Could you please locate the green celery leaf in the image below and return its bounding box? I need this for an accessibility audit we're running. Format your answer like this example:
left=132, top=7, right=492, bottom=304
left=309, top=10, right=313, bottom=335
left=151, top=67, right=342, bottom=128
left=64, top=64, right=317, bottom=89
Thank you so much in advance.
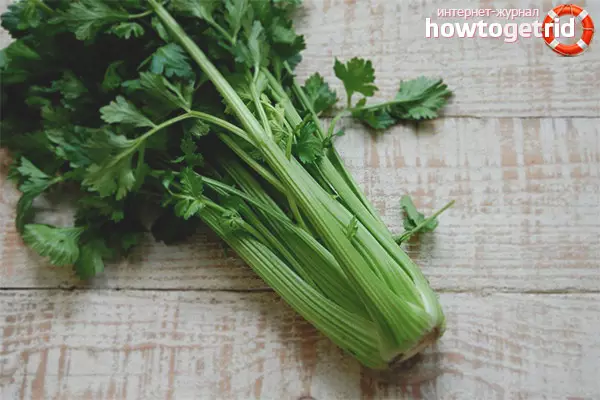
left=74, top=239, right=112, bottom=279
left=22, top=224, right=84, bottom=266
left=111, top=22, right=145, bottom=39
left=100, top=96, right=156, bottom=128
left=1, top=0, right=43, bottom=33
left=293, top=121, right=323, bottom=164
left=83, top=130, right=139, bottom=199
left=145, top=43, right=194, bottom=79
left=180, top=167, right=204, bottom=197
left=352, top=101, right=396, bottom=130
left=184, top=119, right=210, bottom=138
left=4, top=40, right=41, bottom=61
left=77, top=196, right=126, bottom=222
left=175, top=131, right=204, bottom=167
left=102, top=61, right=125, bottom=91
left=139, top=72, right=193, bottom=111
left=174, top=198, right=205, bottom=220
left=55, top=0, right=131, bottom=40
left=171, top=0, right=219, bottom=21
left=225, top=0, right=248, bottom=38
left=16, top=157, right=51, bottom=193
left=302, top=73, right=337, bottom=114
left=151, top=16, right=170, bottom=41
left=233, top=21, right=269, bottom=70
left=400, top=195, right=438, bottom=232
left=390, top=77, right=452, bottom=120
left=14, top=157, right=57, bottom=232
left=334, top=57, right=378, bottom=105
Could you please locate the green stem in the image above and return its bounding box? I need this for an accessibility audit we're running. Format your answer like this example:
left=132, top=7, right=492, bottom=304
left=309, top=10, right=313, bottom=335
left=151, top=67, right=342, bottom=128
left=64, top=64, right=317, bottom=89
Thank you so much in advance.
left=207, top=19, right=235, bottom=44
left=149, top=0, right=267, bottom=144
left=394, top=200, right=455, bottom=243
left=217, top=134, right=286, bottom=194
left=188, top=111, right=253, bottom=144
left=33, top=0, right=54, bottom=14
left=129, top=9, right=154, bottom=19
left=327, top=110, right=349, bottom=140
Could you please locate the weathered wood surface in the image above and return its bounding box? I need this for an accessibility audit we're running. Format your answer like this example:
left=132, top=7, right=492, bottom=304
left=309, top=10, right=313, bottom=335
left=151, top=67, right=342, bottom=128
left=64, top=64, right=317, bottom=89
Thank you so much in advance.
left=1, top=0, right=599, bottom=117
left=2, top=118, right=599, bottom=291
left=294, top=0, right=600, bottom=117
left=1, top=0, right=600, bottom=398
left=1, top=290, right=599, bottom=400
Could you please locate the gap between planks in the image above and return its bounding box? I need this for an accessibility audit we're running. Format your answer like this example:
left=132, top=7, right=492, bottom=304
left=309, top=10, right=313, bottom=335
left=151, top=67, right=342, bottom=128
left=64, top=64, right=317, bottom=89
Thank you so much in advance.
left=2, top=287, right=600, bottom=295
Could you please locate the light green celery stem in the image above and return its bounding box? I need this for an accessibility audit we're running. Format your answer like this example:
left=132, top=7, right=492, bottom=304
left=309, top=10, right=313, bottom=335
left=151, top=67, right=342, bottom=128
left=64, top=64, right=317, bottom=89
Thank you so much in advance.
left=219, top=159, right=369, bottom=316
left=236, top=197, right=366, bottom=316
left=265, top=70, right=443, bottom=318
left=199, top=208, right=386, bottom=369
left=151, top=1, right=437, bottom=359
left=217, top=134, right=286, bottom=194
left=264, top=72, right=426, bottom=298
left=203, top=176, right=319, bottom=288
left=249, top=83, right=308, bottom=231
left=266, top=67, right=384, bottom=225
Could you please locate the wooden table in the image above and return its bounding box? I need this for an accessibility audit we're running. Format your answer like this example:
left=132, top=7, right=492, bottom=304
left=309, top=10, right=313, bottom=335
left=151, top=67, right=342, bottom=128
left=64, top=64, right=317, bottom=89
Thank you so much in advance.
left=1, top=1, right=599, bottom=399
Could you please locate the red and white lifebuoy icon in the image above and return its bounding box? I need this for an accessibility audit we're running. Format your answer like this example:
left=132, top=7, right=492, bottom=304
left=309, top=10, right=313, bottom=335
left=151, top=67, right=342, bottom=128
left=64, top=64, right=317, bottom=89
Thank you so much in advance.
left=543, top=4, right=595, bottom=56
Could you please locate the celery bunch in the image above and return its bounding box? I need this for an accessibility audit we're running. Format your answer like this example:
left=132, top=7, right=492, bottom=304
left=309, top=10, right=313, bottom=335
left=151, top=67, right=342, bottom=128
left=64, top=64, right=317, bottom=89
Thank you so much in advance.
left=1, top=0, right=452, bottom=368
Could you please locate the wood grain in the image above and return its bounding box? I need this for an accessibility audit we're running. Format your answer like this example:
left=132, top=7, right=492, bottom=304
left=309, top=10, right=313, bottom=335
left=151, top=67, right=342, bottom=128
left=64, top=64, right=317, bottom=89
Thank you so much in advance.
left=2, top=118, right=598, bottom=292
left=294, top=0, right=600, bottom=117
left=1, top=290, right=599, bottom=400
left=1, top=0, right=600, bottom=398
left=1, top=1, right=599, bottom=117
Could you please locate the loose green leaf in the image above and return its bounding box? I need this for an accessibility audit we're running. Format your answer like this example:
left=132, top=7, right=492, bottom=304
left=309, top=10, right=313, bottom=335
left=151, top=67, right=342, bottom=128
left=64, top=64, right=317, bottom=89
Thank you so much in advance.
left=1, top=0, right=43, bottom=33
left=293, top=121, right=323, bottom=164
left=14, top=157, right=58, bottom=232
left=102, top=61, right=125, bottom=91
left=75, top=239, right=112, bottom=279
left=145, top=43, right=194, bottom=79
left=82, top=131, right=139, bottom=199
left=100, top=96, right=155, bottom=128
left=174, top=130, right=204, bottom=166
left=352, top=100, right=396, bottom=130
left=390, top=77, right=452, bottom=120
left=111, top=22, right=145, bottom=39
left=151, top=16, right=170, bottom=41
left=184, top=119, right=210, bottom=138
left=180, top=167, right=204, bottom=197
left=225, top=0, right=248, bottom=38
left=171, top=0, right=219, bottom=21
left=56, top=0, right=131, bottom=40
left=139, top=72, right=193, bottom=111
left=334, top=57, right=378, bottom=105
left=346, top=216, right=358, bottom=240
left=22, top=224, right=83, bottom=266
left=302, top=73, right=337, bottom=114
left=400, top=195, right=438, bottom=232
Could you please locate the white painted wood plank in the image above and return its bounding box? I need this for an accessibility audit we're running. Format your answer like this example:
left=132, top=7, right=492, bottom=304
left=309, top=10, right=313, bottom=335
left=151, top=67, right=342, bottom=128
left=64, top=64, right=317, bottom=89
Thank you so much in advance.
left=294, top=0, right=600, bottom=117
left=0, top=290, right=599, bottom=399
left=1, top=118, right=598, bottom=291
left=1, top=0, right=599, bottom=116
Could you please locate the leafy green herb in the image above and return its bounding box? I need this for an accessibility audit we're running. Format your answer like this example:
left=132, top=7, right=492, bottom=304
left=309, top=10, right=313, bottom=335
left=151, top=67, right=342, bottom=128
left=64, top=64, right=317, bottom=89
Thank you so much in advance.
left=395, top=196, right=455, bottom=243
left=302, top=73, right=337, bottom=114
left=334, top=57, right=378, bottom=106
left=1, top=0, right=454, bottom=370
left=22, top=225, right=84, bottom=266
left=111, top=22, right=145, bottom=39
